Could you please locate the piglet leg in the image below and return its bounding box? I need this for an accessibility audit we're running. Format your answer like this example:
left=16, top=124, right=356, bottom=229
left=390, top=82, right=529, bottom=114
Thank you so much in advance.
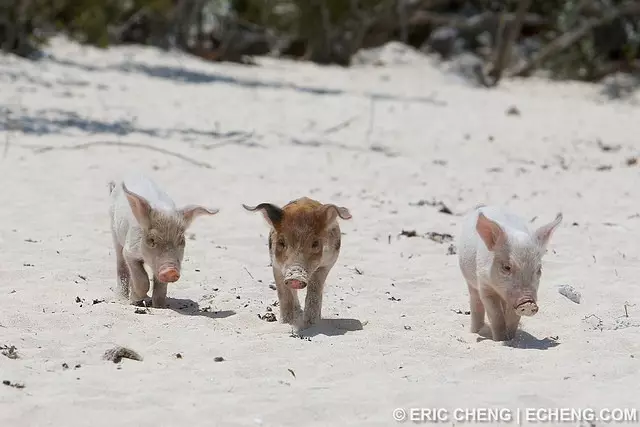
left=467, top=283, right=485, bottom=333
left=125, top=255, right=150, bottom=305
left=480, top=287, right=507, bottom=341
left=113, top=234, right=130, bottom=299
left=152, top=277, right=168, bottom=308
left=302, top=267, right=329, bottom=329
left=274, top=268, right=301, bottom=324
left=504, top=308, right=521, bottom=341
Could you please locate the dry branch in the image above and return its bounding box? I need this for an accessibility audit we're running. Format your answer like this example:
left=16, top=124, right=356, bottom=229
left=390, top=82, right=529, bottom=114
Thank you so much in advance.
left=485, top=0, right=533, bottom=87
left=29, top=141, right=213, bottom=169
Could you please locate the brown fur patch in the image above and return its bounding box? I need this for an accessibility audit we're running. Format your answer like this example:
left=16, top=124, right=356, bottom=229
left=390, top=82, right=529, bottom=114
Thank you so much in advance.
left=276, top=197, right=325, bottom=233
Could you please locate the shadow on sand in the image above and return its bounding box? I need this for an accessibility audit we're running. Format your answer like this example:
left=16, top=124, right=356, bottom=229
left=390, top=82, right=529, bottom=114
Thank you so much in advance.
left=166, top=298, right=236, bottom=320
left=47, top=57, right=446, bottom=106
left=475, top=327, right=560, bottom=350
left=298, top=318, right=364, bottom=337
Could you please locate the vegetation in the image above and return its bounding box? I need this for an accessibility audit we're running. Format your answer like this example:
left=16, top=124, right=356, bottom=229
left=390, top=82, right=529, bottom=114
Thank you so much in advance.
left=1, top=0, right=639, bottom=85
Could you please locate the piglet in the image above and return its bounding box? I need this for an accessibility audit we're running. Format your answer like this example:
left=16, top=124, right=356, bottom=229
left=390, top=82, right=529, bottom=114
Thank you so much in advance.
left=243, top=197, right=351, bottom=330
left=109, top=174, right=218, bottom=308
left=458, top=205, right=562, bottom=341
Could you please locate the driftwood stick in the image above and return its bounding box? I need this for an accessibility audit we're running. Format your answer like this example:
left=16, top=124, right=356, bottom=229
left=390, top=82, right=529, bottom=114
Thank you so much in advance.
left=485, top=0, right=533, bottom=86
left=29, top=141, right=213, bottom=168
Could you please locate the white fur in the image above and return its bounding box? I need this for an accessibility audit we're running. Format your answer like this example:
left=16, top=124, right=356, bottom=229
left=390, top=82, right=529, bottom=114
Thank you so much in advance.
left=457, top=205, right=562, bottom=341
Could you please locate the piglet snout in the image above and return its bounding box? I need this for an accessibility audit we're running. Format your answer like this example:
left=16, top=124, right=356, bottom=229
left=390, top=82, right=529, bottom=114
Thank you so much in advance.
left=514, top=298, right=538, bottom=317
left=283, top=265, right=309, bottom=290
left=285, top=279, right=307, bottom=289
left=158, top=266, right=180, bottom=283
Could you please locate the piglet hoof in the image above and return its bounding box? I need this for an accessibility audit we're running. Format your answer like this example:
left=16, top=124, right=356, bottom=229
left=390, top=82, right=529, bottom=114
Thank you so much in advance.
left=152, top=299, right=167, bottom=309
left=131, top=297, right=152, bottom=307
left=515, top=301, right=538, bottom=317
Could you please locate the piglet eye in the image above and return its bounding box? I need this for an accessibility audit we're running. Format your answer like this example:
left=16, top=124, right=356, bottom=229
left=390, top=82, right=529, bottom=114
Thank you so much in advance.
left=501, top=264, right=512, bottom=274
left=146, top=237, right=157, bottom=248
left=311, top=240, right=321, bottom=250
left=179, top=236, right=186, bottom=246
left=276, top=239, right=286, bottom=250
left=537, top=266, right=542, bottom=275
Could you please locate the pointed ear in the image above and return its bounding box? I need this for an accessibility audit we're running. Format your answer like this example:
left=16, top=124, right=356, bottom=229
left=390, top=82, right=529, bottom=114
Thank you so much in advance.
left=180, top=205, right=219, bottom=228
left=476, top=212, right=505, bottom=251
left=242, top=203, right=284, bottom=228
left=535, top=212, right=563, bottom=248
left=322, top=204, right=352, bottom=225
left=122, top=183, right=152, bottom=229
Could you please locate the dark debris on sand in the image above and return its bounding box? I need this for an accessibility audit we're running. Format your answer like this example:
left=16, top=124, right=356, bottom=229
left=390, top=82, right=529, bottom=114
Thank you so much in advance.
left=103, top=346, right=143, bottom=363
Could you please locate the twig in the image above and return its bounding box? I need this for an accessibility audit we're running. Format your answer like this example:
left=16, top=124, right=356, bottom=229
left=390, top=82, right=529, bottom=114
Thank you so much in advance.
left=396, top=0, right=408, bottom=44
left=485, top=0, right=533, bottom=86
left=243, top=267, right=254, bottom=280
left=323, top=116, right=358, bottom=135
left=365, top=97, right=376, bottom=145
left=108, top=7, right=149, bottom=43
left=29, top=141, right=213, bottom=169
left=624, top=301, right=636, bottom=318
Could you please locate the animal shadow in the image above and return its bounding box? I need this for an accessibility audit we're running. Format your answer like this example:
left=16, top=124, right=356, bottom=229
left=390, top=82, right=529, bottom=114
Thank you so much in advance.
left=504, top=331, right=560, bottom=350
left=475, top=327, right=560, bottom=350
left=166, top=298, right=235, bottom=319
left=298, top=318, right=363, bottom=337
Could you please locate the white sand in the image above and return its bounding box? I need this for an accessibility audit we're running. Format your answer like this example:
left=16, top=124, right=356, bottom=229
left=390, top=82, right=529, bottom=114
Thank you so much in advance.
left=1, top=38, right=639, bottom=426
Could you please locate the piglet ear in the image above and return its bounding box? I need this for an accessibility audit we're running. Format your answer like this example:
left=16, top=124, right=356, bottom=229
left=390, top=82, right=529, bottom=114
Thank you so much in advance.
left=122, top=183, right=152, bottom=229
left=535, top=212, right=563, bottom=248
left=322, top=204, right=352, bottom=225
left=243, top=203, right=284, bottom=228
left=476, top=212, right=505, bottom=251
left=181, top=205, right=219, bottom=228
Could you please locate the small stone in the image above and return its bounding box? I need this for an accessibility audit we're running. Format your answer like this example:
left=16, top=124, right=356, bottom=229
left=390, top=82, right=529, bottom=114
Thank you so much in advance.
left=214, top=357, right=224, bottom=362
left=558, top=285, right=581, bottom=304
left=506, top=105, right=520, bottom=116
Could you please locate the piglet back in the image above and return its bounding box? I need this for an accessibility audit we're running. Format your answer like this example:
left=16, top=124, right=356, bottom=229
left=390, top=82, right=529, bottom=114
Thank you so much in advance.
left=121, top=173, right=177, bottom=213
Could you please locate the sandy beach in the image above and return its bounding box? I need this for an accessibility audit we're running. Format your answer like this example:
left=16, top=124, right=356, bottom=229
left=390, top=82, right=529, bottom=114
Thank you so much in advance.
left=1, top=38, right=639, bottom=426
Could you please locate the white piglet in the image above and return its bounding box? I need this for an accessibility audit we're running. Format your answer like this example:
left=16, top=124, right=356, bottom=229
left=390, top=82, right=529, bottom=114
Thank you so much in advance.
left=458, top=205, right=562, bottom=341
left=109, top=174, right=218, bottom=308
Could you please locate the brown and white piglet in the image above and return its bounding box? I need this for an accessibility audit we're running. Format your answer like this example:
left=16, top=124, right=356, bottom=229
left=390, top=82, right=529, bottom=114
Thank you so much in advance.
left=109, top=174, right=218, bottom=308
left=243, top=197, right=351, bottom=330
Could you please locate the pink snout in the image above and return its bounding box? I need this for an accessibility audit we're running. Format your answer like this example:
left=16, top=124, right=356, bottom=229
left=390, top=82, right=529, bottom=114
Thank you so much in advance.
left=285, top=279, right=307, bottom=290
left=158, top=267, right=180, bottom=283
left=514, top=297, right=538, bottom=317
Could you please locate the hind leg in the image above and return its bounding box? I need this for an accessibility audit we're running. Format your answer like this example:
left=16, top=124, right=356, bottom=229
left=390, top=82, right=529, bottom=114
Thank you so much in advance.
left=113, top=233, right=130, bottom=299
left=467, top=283, right=485, bottom=333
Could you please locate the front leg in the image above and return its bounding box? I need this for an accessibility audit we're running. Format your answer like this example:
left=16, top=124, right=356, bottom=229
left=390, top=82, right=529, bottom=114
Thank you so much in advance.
left=274, top=268, right=301, bottom=324
left=124, top=255, right=150, bottom=305
left=504, top=307, right=521, bottom=341
left=301, top=267, right=330, bottom=329
left=479, top=287, right=507, bottom=341
left=152, top=277, right=168, bottom=308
